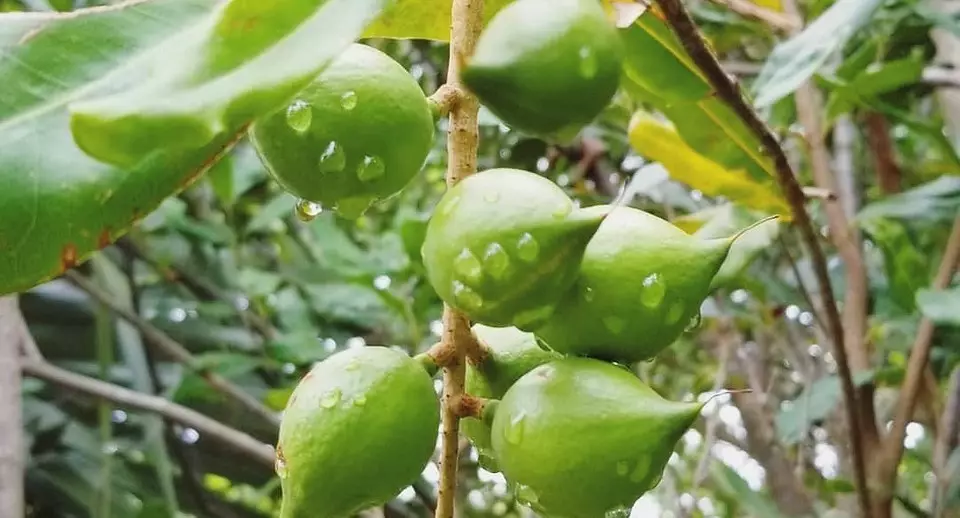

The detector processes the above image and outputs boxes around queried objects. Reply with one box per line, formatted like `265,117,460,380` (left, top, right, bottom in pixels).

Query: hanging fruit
276,347,439,518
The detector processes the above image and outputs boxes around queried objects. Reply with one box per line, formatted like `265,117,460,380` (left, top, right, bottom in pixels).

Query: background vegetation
0,0,958,517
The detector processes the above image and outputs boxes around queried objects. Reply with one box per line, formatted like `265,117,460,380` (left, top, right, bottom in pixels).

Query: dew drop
685,311,702,333
353,395,367,407
345,359,360,372
512,305,555,331
616,460,630,477
516,484,538,505
275,456,288,479
482,242,510,279
553,205,570,220
440,194,461,217
583,286,595,302
603,315,626,334
666,302,684,324
515,232,540,262
320,388,342,408
605,506,631,518
578,46,598,79
629,458,650,483
286,100,312,133
295,199,323,222
452,281,483,310
505,412,526,445
340,90,358,111
454,248,484,284
639,273,666,308
484,190,501,203
356,155,385,182
317,141,346,174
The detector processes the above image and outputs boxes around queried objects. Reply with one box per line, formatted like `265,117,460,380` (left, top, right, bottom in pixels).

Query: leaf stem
651,0,872,515
435,0,485,515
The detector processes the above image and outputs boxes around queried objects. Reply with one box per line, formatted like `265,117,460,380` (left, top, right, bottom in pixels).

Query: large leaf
917,287,960,325
627,112,790,216
751,0,885,108
619,15,774,183
364,0,511,40
0,0,390,295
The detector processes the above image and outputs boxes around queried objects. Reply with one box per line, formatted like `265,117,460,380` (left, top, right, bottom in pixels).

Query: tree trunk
0,296,24,518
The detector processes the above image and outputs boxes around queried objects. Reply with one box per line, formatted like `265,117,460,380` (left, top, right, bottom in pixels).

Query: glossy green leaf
627,112,790,216
363,0,511,41
710,462,788,518
0,0,390,296
825,55,926,118
752,0,885,108
619,14,774,182
917,287,960,325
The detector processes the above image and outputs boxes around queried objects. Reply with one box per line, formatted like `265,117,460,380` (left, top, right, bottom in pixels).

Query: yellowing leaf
628,112,791,218
752,0,783,12
364,0,512,40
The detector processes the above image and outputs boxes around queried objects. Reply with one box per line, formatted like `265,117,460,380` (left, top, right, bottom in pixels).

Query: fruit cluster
268,1,753,517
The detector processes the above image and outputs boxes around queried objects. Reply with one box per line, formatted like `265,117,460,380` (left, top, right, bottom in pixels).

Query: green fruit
462,0,623,139
463,324,562,470
534,205,734,362
276,347,439,518
490,358,703,518
251,43,434,219
421,168,607,329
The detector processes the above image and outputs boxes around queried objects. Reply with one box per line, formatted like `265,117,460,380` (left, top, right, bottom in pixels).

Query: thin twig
64,270,280,427
778,232,828,332
434,0,485,516
21,357,275,468
0,297,24,517
881,215,960,490
651,0,873,514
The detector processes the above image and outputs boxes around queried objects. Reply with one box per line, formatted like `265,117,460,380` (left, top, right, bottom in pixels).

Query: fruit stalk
435,0,485,516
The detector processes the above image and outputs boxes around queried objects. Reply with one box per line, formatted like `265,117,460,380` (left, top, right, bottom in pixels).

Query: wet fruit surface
490,357,703,518
462,0,623,139
463,324,562,470
251,43,434,219
534,205,733,362
421,168,607,328
276,346,439,518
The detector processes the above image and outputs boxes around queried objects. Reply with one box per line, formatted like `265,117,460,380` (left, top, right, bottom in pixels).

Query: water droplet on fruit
320,388,342,408
482,242,510,279
604,315,626,334
345,359,360,371
357,155,385,182
515,232,540,262
275,456,288,479
295,199,323,222
353,395,367,407
484,190,500,203
578,46,598,78
516,484,539,505
605,507,631,518
640,273,665,308
685,311,702,332
666,302,684,324
630,458,650,483
616,460,630,476
286,100,312,133
440,194,460,217
583,286,595,302
340,90,358,110
512,305,555,331
317,141,346,174
553,205,570,220
505,412,526,444
454,248,484,284
452,281,483,310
